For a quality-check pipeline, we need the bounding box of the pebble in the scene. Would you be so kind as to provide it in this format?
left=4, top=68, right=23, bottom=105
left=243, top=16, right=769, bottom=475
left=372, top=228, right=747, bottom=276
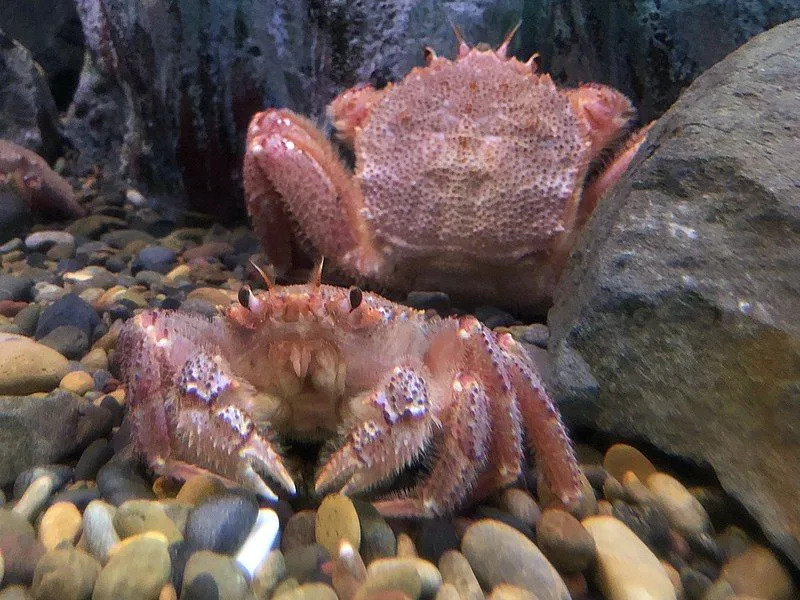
left=498, top=488, right=541, bottom=527
left=175, top=475, right=227, bottom=506
left=352, top=500, right=396, bottom=564
left=181, top=550, right=249, bottom=600
left=0, top=509, right=45, bottom=585
left=39, top=325, right=90, bottom=360
left=368, top=557, right=441, bottom=597
left=33, top=282, right=67, bottom=303
left=433, top=583, right=462, bottom=600
left=35, top=293, right=100, bottom=340
left=81, top=500, right=120, bottom=563
left=73, top=439, right=114, bottom=481
left=0, top=275, right=33, bottom=302
left=535, top=508, right=597, bottom=574
left=14, top=465, right=72, bottom=498
left=461, top=519, right=569, bottom=599
left=0, top=333, right=69, bottom=394
left=0, top=587, right=33, bottom=600
left=113, top=499, right=184, bottom=543
left=283, top=543, right=330, bottom=584
left=25, top=231, right=75, bottom=252
left=603, top=443, right=657, bottom=482
left=38, top=502, right=83, bottom=550
left=647, top=472, right=711, bottom=537
left=60, top=370, right=95, bottom=395
left=358, top=559, right=422, bottom=600
left=49, top=482, right=99, bottom=512
left=680, top=566, right=713, bottom=599
left=30, top=546, right=100, bottom=600
left=92, top=531, right=171, bottom=600
left=132, top=246, right=177, bottom=274
left=184, top=490, right=259, bottom=554
left=100, top=228, right=155, bottom=249
left=315, top=494, right=361, bottom=557
left=12, top=475, right=54, bottom=522
left=716, top=525, right=751, bottom=560
left=96, top=455, right=154, bottom=505
left=537, top=471, right=597, bottom=520
left=611, top=499, right=672, bottom=553
left=13, top=302, right=40, bottom=336
left=233, top=508, right=280, bottom=579
left=719, top=544, right=795, bottom=600
left=487, top=584, right=540, bottom=600
left=620, top=471, right=654, bottom=504
left=282, top=510, right=317, bottom=553
left=582, top=515, right=676, bottom=600
left=396, top=533, right=417, bottom=557
left=438, top=550, right=483, bottom=600
left=414, top=519, right=459, bottom=563
left=251, top=550, right=286, bottom=599
left=331, top=541, right=367, bottom=600
left=273, top=583, right=339, bottom=600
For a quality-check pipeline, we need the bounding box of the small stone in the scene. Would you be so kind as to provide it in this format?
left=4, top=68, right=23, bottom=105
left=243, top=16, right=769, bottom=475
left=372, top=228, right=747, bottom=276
left=716, top=525, right=751, bottom=560
left=397, top=533, right=417, bottom=557
left=164, top=264, right=191, bottom=282
left=352, top=500, right=396, bottom=564
left=414, top=519, right=459, bottom=563
left=79, top=348, right=108, bottom=371
left=582, top=515, right=676, bottom=600
left=96, top=455, right=154, bottom=505
left=13, top=302, right=40, bottom=336
left=38, top=502, right=83, bottom=550
left=611, top=499, right=671, bottom=553
left=39, top=325, right=90, bottom=360
left=433, top=583, right=461, bottom=600
left=35, top=293, right=100, bottom=340
left=175, top=475, right=227, bottom=506
left=234, top=508, right=279, bottom=579
left=33, top=282, right=67, bottom=303
left=0, top=586, right=33, bottom=600
left=0, top=333, right=69, bottom=394
left=720, top=544, right=795, bottom=600
left=14, top=465, right=72, bottom=499
left=367, top=558, right=442, bottom=598
left=131, top=246, right=177, bottom=274
left=487, top=584, right=540, bottom=599
left=273, top=583, right=339, bottom=600
left=12, top=475, right=54, bottom=522
left=283, top=543, right=330, bottom=584
left=113, top=499, right=183, bottom=543
left=535, top=508, right=596, bottom=574
left=537, top=471, right=597, bottom=521
left=499, top=488, right=541, bottom=527
left=359, top=559, right=422, bottom=600
left=647, top=473, right=711, bottom=537
left=620, top=471, right=655, bottom=504
left=331, top=540, right=367, bottom=600
left=680, top=567, right=712, bottom=600
left=461, top=519, right=569, bottom=599
left=181, top=550, right=248, bottom=600
left=30, top=546, right=100, bottom=600
left=438, top=550, right=483, bottom=600
left=0, top=509, right=45, bottom=585
left=59, top=371, right=95, bottom=395
left=0, top=275, right=33, bottom=302
left=73, top=439, right=114, bottom=481
left=603, top=444, right=657, bottom=482
left=251, top=550, right=286, bottom=600
left=282, top=510, right=317, bottom=553
left=315, top=494, right=361, bottom=557
left=184, top=490, right=259, bottom=554
left=81, top=500, right=120, bottom=564
left=92, top=531, right=171, bottom=600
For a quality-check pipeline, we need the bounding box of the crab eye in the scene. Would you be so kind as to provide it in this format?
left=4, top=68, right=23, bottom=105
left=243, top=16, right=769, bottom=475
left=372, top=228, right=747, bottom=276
left=348, top=286, right=363, bottom=311
left=238, top=286, right=253, bottom=309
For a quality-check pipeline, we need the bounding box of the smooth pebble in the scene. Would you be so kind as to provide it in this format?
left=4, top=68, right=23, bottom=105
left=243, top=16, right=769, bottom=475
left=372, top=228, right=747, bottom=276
left=315, top=494, right=361, bottom=557
left=38, top=502, right=83, bottom=550
left=233, top=508, right=279, bottom=579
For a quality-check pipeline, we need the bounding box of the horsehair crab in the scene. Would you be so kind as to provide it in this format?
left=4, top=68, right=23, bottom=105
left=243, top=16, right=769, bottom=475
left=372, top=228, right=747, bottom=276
left=243, top=26, right=650, bottom=312
left=117, top=262, right=581, bottom=516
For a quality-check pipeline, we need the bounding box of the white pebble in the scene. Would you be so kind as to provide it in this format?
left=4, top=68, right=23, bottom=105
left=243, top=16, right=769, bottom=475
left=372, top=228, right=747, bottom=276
left=234, top=508, right=280, bottom=579
left=11, top=475, right=54, bottom=522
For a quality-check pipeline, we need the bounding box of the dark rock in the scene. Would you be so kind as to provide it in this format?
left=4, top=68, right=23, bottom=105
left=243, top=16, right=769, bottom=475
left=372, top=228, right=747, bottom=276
left=473, top=306, right=520, bottom=329
left=548, top=19, right=800, bottom=569
left=100, top=228, right=155, bottom=249
left=405, top=291, right=451, bottom=313
left=99, top=394, right=124, bottom=426
left=95, top=453, right=154, bottom=505
left=131, top=245, right=177, bottom=274
left=13, top=464, right=73, bottom=498
left=38, top=324, right=90, bottom=360
left=185, top=491, right=259, bottom=554
left=48, top=485, right=101, bottom=511
left=611, top=501, right=671, bottom=554
left=104, top=255, right=126, bottom=273
left=0, top=275, right=33, bottom=302
left=283, top=543, right=330, bottom=584
left=12, top=302, right=40, bottom=336
left=0, top=391, right=111, bottom=486
left=680, top=567, right=713, bottom=600
left=0, top=186, right=32, bottom=244
left=414, top=518, right=459, bottom=564
left=35, top=293, right=100, bottom=340
left=74, top=438, right=114, bottom=481
left=25, top=252, right=48, bottom=269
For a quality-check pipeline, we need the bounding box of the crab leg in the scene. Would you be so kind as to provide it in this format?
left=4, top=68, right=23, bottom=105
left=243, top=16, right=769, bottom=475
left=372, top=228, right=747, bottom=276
left=315, top=365, right=436, bottom=496
left=372, top=374, right=491, bottom=517
left=244, top=109, right=384, bottom=277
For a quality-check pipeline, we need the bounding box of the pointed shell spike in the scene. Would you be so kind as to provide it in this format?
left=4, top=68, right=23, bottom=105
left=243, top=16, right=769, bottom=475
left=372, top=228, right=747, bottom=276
left=496, top=20, right=522, bottom=58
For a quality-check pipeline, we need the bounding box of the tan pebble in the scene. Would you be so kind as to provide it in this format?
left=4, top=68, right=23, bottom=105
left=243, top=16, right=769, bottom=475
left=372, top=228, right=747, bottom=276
left=272, top=582, right=338, bottom=600
left=621, top=471, right=655, bottom=504
left=282, top=510, right=317, bottom=553
left=95, top=285, right=126, bottom=309
left=0, top=334, right=69, bottom=394
left=535, top=508, right=596, bottom=574
left=108, top=387, right=125, bottom=405
left=603, top=444, right=656, bottom=482
left=251, top=549, right=285, bottom=599
left=91, top=319, right=123, bottom=351
left=720, top=544, right=795, bottom=600
left=582, top=515, right=675, bottom=600
left=660, top=560, right=682, bottom=597
left=332, top=540, right=367, bottom=600
left=79, top=287, right=105, bottom=305
left=187, top=287, right=235, bottom=306
left=271, top=577, right=300, bottom=598
left=487, top=584, right=539, bottom=599
left=596, top=500, right=614, bottom=516
left=367, top=557, right=441, bottom=598
left=499, top=488, right=541, bottom=527
left=438, top=550, right=482, bottom=600
left=12, top=475, right=54, bottom=522
left=315, top=494, right=361, bottom=557
left=113, top=499, right=183, bottom=543
left=175, top=474, right=227, bottom=505
left=159, top=582, right=177, bottom=600
left=434, top=583, right=462, bottom=600
left=38, top=501, right=82, bottom=550
left=356, top=560, right=421, bottom=600
left=80, top=347, right=108, bottom=371
left=59, top=370, right=95, bottom=395
left=357, top=593, right=413, bottom=600
left=396, top=533, right=417, bottom=557
left=646, top=472, right=710, bottom=536
left=165, top=264, right=191, bottom=282
left=538, top=471, right=597, bottom=520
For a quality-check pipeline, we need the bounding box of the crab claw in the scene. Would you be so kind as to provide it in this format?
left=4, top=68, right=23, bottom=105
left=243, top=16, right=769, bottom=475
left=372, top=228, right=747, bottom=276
left=239, top=434, right=296, bottom=498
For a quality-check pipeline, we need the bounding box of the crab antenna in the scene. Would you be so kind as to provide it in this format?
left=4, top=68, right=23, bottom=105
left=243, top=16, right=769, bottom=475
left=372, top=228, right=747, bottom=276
left=450, top=21, right=470, bottom=57
left=248, top=258, right=273, bottom=289
left=496, top=20, right=522, bottom=58
left=309, top=256, right=325, bottom=288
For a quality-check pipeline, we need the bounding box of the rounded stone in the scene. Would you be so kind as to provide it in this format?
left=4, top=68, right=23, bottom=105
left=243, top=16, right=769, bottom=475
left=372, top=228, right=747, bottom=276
left=233, top=508, right=280, bottom=579
left=184, top=491, right=259, bottom=554
left=81, top=500, right=120, bottom=564
left=175, top=475, right=227, bottom=506
left=113, top=500, right=183, bottom=543
left=499, top=488, right=541, bottom=527
left=38, top=326, right=90, bottom=360
left=59, top=371, right=95, bottom=395
left=283, top=543, right=330, bottom=584
left=487, top=584, right=540, bottom=599
left=646, top=472, right=711, bottom=537
left=0, top=586, right=34, bottom=600
left=414, top=519, right=459, bottom=563
left=79, top=348, right=108, bottom=371
left=0, top=333, right=69, bottom=394
left=273, top=583, right=339, bottom=600
left=251, top=550, right=286, bottom=600
left=181, top=550, right=248, bottom=600
left=34, top=293, right=100, bottom=340
left=282, top=510, right=317, bottom=553
left=358, top=559, right=422, bottom=600
left=603, top=444, right=657, bottom=483
left=437, top=550, right=483, bottom=600
left=461, top=519, right=569, bottom=599
left=96, top=456, right=154, bottom=506
left=536, top=508, right=597, bottom=574
left=537, top=471, right=597, bottom=521
left=0, top=509, right=45, bottom=585
left=434, top=583, right=462, bottom=600
left=38, top=501, right=82, bottom=550
left=353, top=500, right=396, bottom=564
left=73, top=439, right=113, bottom=481
left=582, top=515, right=676, bottom=600
left=367, top=558, right=442, bottom=598
left=12, top=475, right=54, bottom=523
left=30, top=547, right=100, bottom=600
left=720, top=544, right=795, bottom=600
left=14, top=465, right=72, bottom=499
left=92, top=531, right=171, bottom=600
left=315, top=494, right=361, bottom=557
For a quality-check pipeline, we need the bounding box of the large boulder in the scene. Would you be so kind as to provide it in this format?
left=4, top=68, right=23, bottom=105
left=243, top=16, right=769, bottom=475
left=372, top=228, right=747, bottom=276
left=548, top=20, right=800, bottom=567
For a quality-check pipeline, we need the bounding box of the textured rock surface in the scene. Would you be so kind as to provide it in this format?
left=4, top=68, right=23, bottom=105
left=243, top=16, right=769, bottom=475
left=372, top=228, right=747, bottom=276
left=548, top=19, right=800, bottom=568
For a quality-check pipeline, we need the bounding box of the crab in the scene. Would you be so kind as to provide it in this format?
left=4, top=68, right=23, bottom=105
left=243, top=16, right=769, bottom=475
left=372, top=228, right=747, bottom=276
left=243, top=29, right=648, bottom=311
left=117, top=266, right=581, bottom=516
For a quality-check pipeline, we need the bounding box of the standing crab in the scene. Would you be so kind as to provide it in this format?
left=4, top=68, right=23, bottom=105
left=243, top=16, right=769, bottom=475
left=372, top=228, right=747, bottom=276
left=117, top=266, right=581, bottom=516
left=243, top=28, right=648, bottom=311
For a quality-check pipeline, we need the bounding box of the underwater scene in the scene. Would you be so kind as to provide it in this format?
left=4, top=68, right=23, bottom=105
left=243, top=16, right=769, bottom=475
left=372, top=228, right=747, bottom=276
left=0, top=1, right=799, bottom=598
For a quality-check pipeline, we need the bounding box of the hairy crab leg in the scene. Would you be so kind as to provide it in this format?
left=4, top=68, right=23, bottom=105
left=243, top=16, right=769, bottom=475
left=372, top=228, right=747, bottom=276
left=372, top=374, right=491, bottom=517
left=315, top=365, right=436, bottom=496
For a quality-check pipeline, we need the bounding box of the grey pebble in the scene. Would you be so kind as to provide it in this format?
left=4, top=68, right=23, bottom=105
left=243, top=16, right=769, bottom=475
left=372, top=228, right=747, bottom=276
left=73, top=439, right=114, bottom=481
left=25, top=231, right=75, bottom=252
left=14, top=464, right=72, bottom=499
left=81, top=499, right=120, bottom=564
left=96, top=454, right=154, bottom=505
left=283, top=543, right=330, bottom=584
left=0, top=275, right=33, bottom=302
left=181, top=551, right=248, bottom=600
left=39, top=325, right=89, bottom=360
left=0, top=508, right=45, bottom=585
left=185, top=491, right=259, bottom=554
